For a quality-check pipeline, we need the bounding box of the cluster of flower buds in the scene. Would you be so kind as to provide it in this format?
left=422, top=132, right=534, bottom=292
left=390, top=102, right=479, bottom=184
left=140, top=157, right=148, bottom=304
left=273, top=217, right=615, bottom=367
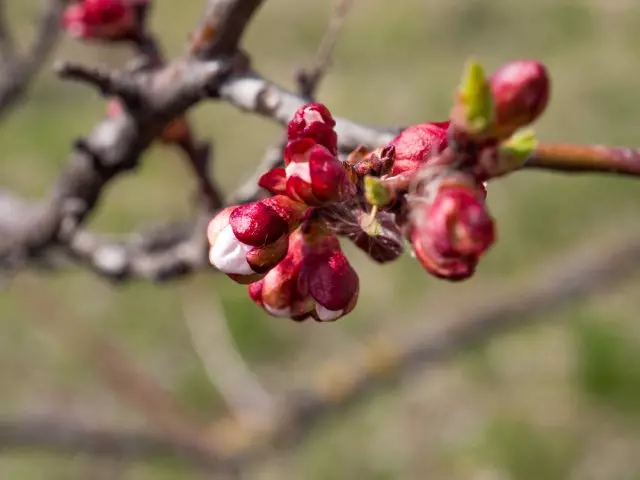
left=208, top=58, right=551, bottom=322
left=62, top=0, right=148, bottom=41
left=207, top=103, right=367, bottom=321
left=248, top=223, right=359, bottom=322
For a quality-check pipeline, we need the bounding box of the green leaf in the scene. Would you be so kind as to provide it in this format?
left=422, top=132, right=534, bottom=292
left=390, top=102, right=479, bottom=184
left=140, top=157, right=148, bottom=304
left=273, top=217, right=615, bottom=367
left=458, top=58, right=494, bottom=132
left=499, top=128, right=538, bottom=167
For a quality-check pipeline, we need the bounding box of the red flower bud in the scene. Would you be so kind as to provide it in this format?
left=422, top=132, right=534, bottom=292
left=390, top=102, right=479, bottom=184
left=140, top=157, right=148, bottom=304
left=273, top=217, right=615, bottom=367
left=490, top=60, right=550, bottom=136
left=63, top=0, right=140, bottom=40
left=247, top=227, right=359, bottom=322
left=409, top=227, right=478, bottom=281
left=207, top=196, right=307, bottom=283
left=287, top=103, right=338, bottom=155
left=284, top=138, right=354, bottom=206
left=388, top=122, right=450, bottom=176
left=424, top=185, right=494, bottom=257
left=408, top=178, right=495, bottom=281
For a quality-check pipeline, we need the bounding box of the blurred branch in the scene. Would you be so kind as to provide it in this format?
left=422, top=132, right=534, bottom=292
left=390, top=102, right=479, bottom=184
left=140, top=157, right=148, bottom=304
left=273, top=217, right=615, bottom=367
left=206, top=228, right=640, bottom=465
left=14, top=276, right=210, bottom=449
left=0, top=417, right=224, bottom=469
left=181, top=290, right=277, bottom=426
left=0, top=0, right=66, bottom=121
left=3, top=230, right=640, bottom=470
left=189, top=0, right=266, bottom=58
left=296, top=0, right=356, bottom=98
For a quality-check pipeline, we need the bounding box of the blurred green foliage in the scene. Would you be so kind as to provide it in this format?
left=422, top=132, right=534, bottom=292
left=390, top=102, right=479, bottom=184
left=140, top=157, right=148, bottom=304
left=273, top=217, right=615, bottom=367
left=3, top=0, right=640, bottom=478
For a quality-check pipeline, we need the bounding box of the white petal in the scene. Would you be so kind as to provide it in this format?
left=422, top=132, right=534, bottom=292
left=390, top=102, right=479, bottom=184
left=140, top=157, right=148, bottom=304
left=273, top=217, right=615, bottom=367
left=315, top=304, right=344, bottom=322
left=285, top=161, right=312, bottom=184
left=264, top=304, right=292, bottom=318
left=303, top=109, right=325, bottom=125
left=208, top=224, right=254, bottom=275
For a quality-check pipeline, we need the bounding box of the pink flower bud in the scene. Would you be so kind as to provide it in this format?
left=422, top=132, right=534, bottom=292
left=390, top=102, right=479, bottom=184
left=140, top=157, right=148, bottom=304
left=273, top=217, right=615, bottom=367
left=63, top=0, right=138, bottom=40
left=247, top=228, right=359, bottom=322
left=409, top=227, right=478, bottom=281
left=207, top=196, right=307, bottom=283
left=284, top=138, right=354, bottom=206
left=298, top=223, right=359, bottom=321
left=388, top=122, right=450, bottom=176
left=287, top=103, right=338, bottom=155
left=408, top=179, right=494, bottom=281
left=490, top=60, right=550, bottom=136
left=424, top=185, right=495, bottom=257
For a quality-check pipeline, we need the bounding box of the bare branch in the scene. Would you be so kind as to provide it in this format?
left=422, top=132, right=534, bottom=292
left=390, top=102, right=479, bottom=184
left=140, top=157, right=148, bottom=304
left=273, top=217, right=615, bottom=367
left=15, top=276, right=210, bottom=448
left=55, top=60, right=142, bottom=107
left=203, top=228, right=640, bottom=466
left=190, top=0, right=266, bottom=58
left=3, top=230, right=640, bottom=471
left=0, top=57, right=230, bottom=276
left=525, top=143, right=640, bottom=176
left=297, top=0, right=356, bottom=98
left=181, top=291, right=277, bottom=427
left=0, top=417, right=226, bottom=469
left=0, top=0, right=66, bottom=120
left=218, top=70, right=398, bottom=152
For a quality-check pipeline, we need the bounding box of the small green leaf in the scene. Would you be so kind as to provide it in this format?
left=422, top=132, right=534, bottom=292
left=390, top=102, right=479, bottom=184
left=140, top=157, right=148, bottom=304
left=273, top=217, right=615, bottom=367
left=499, top=128, right=538, bottom=166
left=364, top=176, right=391, bottom=207
left=458, top=58, right=494, bottom=132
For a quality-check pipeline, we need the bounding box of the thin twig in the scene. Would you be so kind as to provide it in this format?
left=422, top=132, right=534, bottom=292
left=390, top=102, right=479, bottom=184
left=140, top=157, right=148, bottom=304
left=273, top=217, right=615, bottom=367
left=0, top=0, right=66, bottom=120
left=526, top=143, right=640, bottom=176
left=181, top=289, right=277, bottom=427
left=297, top=0, right=356, bottom=98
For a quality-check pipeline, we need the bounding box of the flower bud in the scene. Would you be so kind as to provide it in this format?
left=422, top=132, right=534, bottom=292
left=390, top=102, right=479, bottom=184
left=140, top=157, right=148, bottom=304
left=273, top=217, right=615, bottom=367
left=388, top=122, right=450, bottom=176
left=489, top=60, right=550, bottom=138
left=284, top=138, right=354, bottom=206
left=287, top=103, right=338, bottom=155
left=408, top=177, right=495, bottom=281
left=63, top=0, right=139, bottom=40
left=247, top=227, right=359, bottom=322
left=409, top=227, right=478, bottom=281
left=299, top=223, right=359, bottom=321
left=207, top=196, right=307, bottom=283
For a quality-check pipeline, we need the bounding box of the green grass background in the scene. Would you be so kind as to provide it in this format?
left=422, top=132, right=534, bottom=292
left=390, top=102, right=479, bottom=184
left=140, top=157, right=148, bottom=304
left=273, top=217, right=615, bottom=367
left=3, top=0, right=640, bottom=478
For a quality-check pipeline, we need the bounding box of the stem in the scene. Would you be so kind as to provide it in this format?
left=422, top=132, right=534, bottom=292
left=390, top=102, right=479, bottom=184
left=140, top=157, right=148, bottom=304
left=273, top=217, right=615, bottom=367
left=526, top=143, right=640, bottom=177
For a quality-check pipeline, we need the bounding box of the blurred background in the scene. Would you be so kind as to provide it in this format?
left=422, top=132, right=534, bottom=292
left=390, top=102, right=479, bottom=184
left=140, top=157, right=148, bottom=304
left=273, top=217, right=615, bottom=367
left=3, top=0, right=640, bottom=478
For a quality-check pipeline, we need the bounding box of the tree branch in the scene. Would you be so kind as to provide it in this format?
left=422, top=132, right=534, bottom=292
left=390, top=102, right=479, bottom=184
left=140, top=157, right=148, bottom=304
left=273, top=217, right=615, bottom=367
left=218, top=70, right=399, bottom=152
left=0, top=0, right=66, bottom=120
left=0, top=417, right=226, bottom=469
left=190, top=0, right=267, bottom=58
left=3, top=230, right=640, bottom=471
left=207, top=228, right=640, bottom=466
left=526, top=143, right=640, bottom=176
